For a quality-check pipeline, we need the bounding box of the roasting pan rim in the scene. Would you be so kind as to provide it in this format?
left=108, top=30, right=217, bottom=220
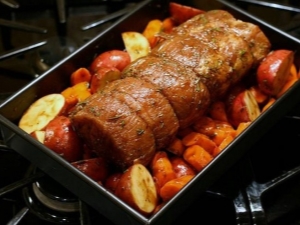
left=1, top=0, right=300, bottom=224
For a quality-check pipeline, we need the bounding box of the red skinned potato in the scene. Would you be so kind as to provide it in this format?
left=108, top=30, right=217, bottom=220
left=44, top=116, right=83, bottom=162
left=82, top=144, right=97, bottom=160
left=72, top=157, right=109, bottom=182
left=90, top=67, right=121, bottom=94
left=89, top=50, right=131, bottom=73
left=169, top=2, right=205, bottom=25
left=257, top=49, right=294, bottom=96
left=115, top=163, right=158, bottom=215
left=226, top=88, right=261, bottom=128
left=104, top=172, right=122, bottom=193
left=159, top=175, right=194, bottom=202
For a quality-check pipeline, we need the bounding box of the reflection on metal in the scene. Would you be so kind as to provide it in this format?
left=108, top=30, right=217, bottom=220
left=81, top=6, right=134, bottom=30
left=0, top=40, right=47, bottom=61
left=236, top=0, right=300, bottom=13
left=0, top=0, right=19, bottom=8
left=6, top=207, right=29, bottom=225
left=0, top=19, right=47, bottom=33
left=56, top=0, right=66, bottom=23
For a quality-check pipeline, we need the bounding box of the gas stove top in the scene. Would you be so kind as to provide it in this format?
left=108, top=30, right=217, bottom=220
left=1, top=0, right=300, bottom=224
left=0, top=0, right=137, bottom=97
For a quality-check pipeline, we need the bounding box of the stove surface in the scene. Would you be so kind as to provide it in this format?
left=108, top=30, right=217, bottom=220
left=0, top=0, right=137, bottom=97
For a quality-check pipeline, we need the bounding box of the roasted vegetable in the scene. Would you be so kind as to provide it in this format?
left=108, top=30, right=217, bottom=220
left=72, top=157, right=109, bottom=182
left=19, top=94, right=66, bottom=134
left=257, top=49, right=294, bottom=96
left=89, top=50, right=131, bottom=73
left=44, top=116, right=83, bottom=162
left=115, top=164, right=158, bottom=215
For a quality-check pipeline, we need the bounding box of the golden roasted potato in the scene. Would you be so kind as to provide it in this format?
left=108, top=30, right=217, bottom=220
left=115, top=164, right=158, bottom=215
left=19, top=94, right=66, bottom=134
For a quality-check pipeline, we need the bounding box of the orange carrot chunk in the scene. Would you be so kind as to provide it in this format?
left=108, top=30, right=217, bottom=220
left=166, top=137, right=185, bottom=156
left=159, top=175, right=194, bottom=202
left=142, top=19, right=163, bottom=48
left=182, top=132, right=216, bottom=155
left=210, top=129, right=227, bottom=146
left=70, top=67, right=92, bottom=86
left=151, top=151, right=177, bottom=189
left=211, top=121, right=236, bottom=146
left=61, top=81, right=91, bottom=113
left=161, top=17, right=176, bottom=33
left=183, top=145, right=213, bottom=172
left=213, top=134, right=234, bottom=157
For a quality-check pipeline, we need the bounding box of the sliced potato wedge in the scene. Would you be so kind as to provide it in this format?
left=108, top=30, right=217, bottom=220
left=122, top=31, right=151, bottom=62
left=19, top=93, right=66, bottom=134
left=30, top=130, right=46, bottom=143
left=115, top=163, right=157, bottom=215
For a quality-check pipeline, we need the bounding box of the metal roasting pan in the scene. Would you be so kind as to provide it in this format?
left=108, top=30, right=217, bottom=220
left=2, top=0, right=300, bottom=224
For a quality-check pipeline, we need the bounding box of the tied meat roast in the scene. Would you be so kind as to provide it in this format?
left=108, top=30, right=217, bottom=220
left=70, top=10, right=271, bottom=170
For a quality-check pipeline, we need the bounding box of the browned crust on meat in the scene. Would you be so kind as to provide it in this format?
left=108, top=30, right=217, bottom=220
left=71, top=92, right=156, bottom=170
left=173, top=9, right=235, bottom=35
left=151, top=28, right=253, bottom=100
left=102, top=77, right=179, bottom=149
left=122, top=56, right=211, bottom=128
left=70, top=9, right=271, bottom=170
left=170, top=9, right=271, bottom=67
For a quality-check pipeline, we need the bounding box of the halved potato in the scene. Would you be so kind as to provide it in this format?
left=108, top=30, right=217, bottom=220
left=115, top=163, right=158, bottom=215
left=90, top=67, right=121, bottom=93
left=30, top=130, right=46, bottom=143
left=122, top=31, right=151, bottom=62
left=19, top=93, right=66, bottom=134
left=44, top=115, right=83, bottom=162
left=257, top=49, right=294, bottom=96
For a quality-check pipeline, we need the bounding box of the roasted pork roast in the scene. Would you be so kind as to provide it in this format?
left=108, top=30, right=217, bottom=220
left=71, top=10, right=271, bottom=170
